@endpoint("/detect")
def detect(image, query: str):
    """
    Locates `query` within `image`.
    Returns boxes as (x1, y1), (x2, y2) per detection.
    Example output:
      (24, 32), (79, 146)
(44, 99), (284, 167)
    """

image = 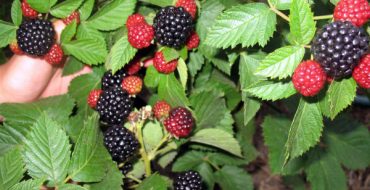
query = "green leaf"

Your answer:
(0, 21), (17, 48)
(63, 39), (107, 65)
(190, 128), (242, 157)
(11, 0), (22, 26)
(325, 124), (370, 169)
(306, 149), (347, 190)
(270, 0), (292, 10)
(79, 0), (95, 21)
(162, 47), (179, 62)
(50, 0), (84, 18)
(246, 80), (297, 101)
(196, 163), (215, 189)
(23, 115), (71, 184)
(172, 151), (205, 172)
(137, 173), (169, 190)
(89, 162), (123, 190)
(205, 3), (276, 48)
(143, 121), (164, 153)
(76, 24), (105, 43)
(285, 98), (323, 160)
(139, 0), (173, 7)
(9, 179), (44, 190)
(144, 66), (161, 88)
(68, 72), (102, 117)
(61, 21), (77, 44)
(330, 0), (339, 5)
(158, 74), (190, 107)
(62, 56), (84, 76)
(327, 78), (357, 119)
(188, 52), (205, 78)
(262, 116), (304, 175)
(0, 95), (75, 126)
(177, 58), (188, 89)
(197, 0), (225, 41)
(239, 53), (263, 125)
(27, 0), (57, 13)
(214, 166), (253, 190)
(105, 36), (137, 74)
(59, 184), (88, 190)
(0, 149), (25, 190)
(0, 123), (29, 155)
(255, 46), (305, 79)
(87, 0), (136, 31)
(190, 90), (227, 130)
(289, 0), (316, 45)
(68, 114), (110, 182)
